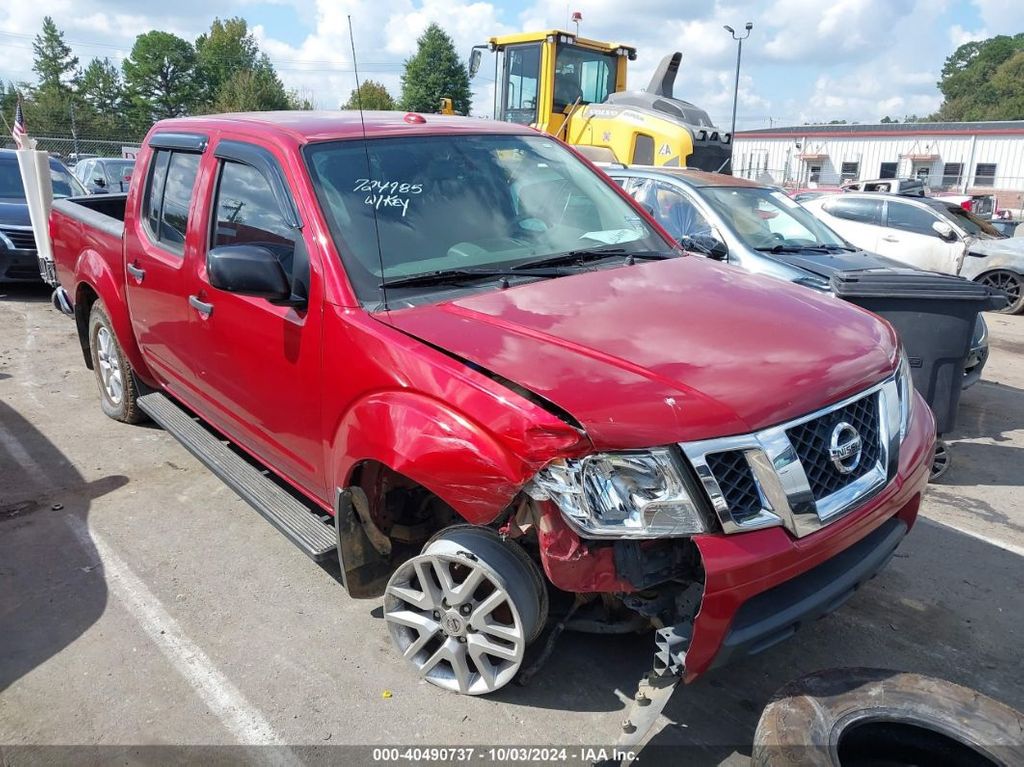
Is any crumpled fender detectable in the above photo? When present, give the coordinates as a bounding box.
[330,390,551,524]
[71,246,152,381]
[960,240,1024,281]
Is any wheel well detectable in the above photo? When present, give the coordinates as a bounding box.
[74,284,99,370]
[347,460,461,548]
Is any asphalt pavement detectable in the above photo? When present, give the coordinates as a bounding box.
[1,283,1022,766]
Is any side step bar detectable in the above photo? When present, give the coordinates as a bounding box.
[138,392,337,561]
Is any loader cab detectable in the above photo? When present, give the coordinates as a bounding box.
[489,31,634,136]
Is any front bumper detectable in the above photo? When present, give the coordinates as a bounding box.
[0,247,42,283]
[682,390,934,681]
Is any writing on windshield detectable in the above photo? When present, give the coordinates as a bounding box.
[305,134,664,305]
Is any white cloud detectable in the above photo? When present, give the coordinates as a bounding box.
[1,0,1007,128]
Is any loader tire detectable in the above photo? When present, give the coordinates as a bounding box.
[752,668,1023,767]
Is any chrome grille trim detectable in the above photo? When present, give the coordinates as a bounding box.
[680,375,898,538]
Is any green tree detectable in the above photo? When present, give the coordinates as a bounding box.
[342,80,396,110]
[211,68,292,112]
[879,115,897,123]
[122,31,199,121]
[32,16,79,94]
[400,23,470,114]
[935,33,1024,120]
[195,18,296,112]
[79,58,125,113]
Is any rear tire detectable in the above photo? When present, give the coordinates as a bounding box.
[975,269,1024,314]
[88,302,144,424]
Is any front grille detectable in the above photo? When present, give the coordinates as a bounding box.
[786,393,881,500]
[1,227,36,251]
[705,450,762,523]
[683,380,894,538]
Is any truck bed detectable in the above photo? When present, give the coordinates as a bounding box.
[52,194,127,238]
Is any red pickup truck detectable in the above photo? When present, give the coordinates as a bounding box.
[48,112,933,700]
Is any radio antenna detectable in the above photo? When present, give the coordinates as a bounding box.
[347,14,388,310]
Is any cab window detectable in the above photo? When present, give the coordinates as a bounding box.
[554,45,617,111]
[212,161,295,253]
[502,44,541,125]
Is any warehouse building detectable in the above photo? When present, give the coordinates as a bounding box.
[733,120,1024,212]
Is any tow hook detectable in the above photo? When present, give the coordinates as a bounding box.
[611,624,691,764]
[51,287,74,316]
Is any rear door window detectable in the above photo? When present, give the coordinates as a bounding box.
[143,149,201,254]
[824,197,882,225]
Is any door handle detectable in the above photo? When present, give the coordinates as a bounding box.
[126,263,145,282]
[881,236,899,243]
[188,295,214,317]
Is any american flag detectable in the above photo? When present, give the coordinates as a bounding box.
[12,98,27,149]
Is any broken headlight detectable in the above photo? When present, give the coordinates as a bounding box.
[529,449,710,538]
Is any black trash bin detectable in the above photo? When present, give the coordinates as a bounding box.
[830,270,1007,435]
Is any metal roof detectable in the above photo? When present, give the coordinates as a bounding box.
[735,120,1024,138]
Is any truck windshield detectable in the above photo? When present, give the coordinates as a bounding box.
[701,186,848,251]
[304,133,665,305]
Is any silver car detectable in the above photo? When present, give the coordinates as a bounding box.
[608,166,990,388]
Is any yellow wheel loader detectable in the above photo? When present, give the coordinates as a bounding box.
[470,30,732,172]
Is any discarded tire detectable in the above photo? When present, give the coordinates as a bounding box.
[752,668,1024,767]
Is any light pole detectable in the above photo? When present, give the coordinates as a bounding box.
[724,22,753,172]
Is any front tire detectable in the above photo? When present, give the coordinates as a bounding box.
[88,302,144,424]
[976,269,1024,314]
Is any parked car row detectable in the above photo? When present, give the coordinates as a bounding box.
[609,167,993,389]
[804,193,1024,313]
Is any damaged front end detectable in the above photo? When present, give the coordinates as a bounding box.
[503,494,708,680]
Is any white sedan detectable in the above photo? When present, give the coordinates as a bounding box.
[803,192,1024,313]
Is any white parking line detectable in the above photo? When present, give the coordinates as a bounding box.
[66,516,302,764]
[925,515,1024,557]
[0,420,50,487]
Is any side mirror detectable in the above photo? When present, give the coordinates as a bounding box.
[707,237,729,260]
[468,49,482,79]
[208,244,293,303]
[93,177,106,187]
[931,220,957,241]
[681,232,728,260]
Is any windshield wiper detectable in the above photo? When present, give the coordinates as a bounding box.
[380,267,564,290]
[511,247,674,270]
[754,244,855,254]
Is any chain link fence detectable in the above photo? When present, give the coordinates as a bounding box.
[2,136,143,163]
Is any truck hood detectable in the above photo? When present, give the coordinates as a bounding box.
[385,257,898,449]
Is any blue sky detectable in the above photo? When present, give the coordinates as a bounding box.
[1,0,1021,130]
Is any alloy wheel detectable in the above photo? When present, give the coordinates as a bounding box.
[96,326,124,405]
[978,270,1023,313]
[384,529,543,695]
